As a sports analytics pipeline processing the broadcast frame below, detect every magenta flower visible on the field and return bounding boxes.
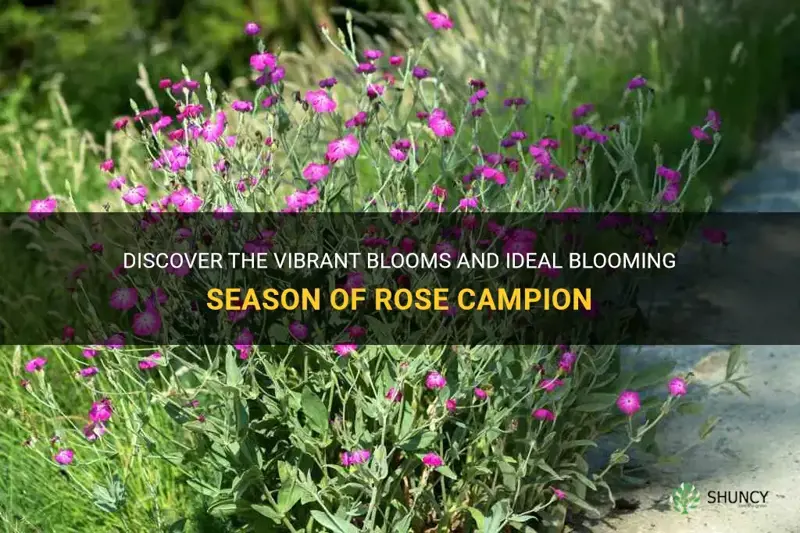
[509,130,528,142]
[244,22,261,35]
[105,333,125,349]
[268,66,285,84]
[54,449,74,465]
[24,357,47,373]
[213,204,235,220]
[474,387,488,400]
[428,110,455,138]
[668,377,688,397]
[572,103,594,118]
[558,351,577,373]
[690,126,711,142]
[434,242,459,263]
[341,448,371,467]
[166,257,190,277]
[333,344,357,357]
[503,97,527,107]
[458,197,478,210]
[355,62,377,74]
[302,162,330,184]
[338,452,351,467]
[421,452,444,467]
[342,271,364,291]
[386,387,403,402]
[445,398,457,413]
[132,308,161,336]
[175,227,192,242]
[151,115,172,133]
[89,398,113,423]
[425,12,453,30]
[306,89,337,113]
[503,238,534,256]
[529,144,552,166]
[200,111,227,142]
[231,100,254,113]
[326,134,360,162]
[284,188,319,211]
[122,185,148,205]
[389,146,407,162]
[234,328,254,353]
[479,166,507,185]
[532,408,555,421]
[364,49,383,60]
[62,325,76,341]
[412,66,430,79]
[109,287,138,311]
[82,421,106,441]
[350,449,370,464]
[389,55,404,66]
[262,95,279,108]
[616,390,641,416]
[79,367,99,378]
[175,193,204,213]
[156,145,190,171]
[250,52,277,72]
[289,321,308,341]
[108,175,126,190]
[627,76,647,90]
[82,348,97,359]
[28,197,57,220]
[393,138,412,151]
[661,182,680,203]
[347,325,366,339]
[705,109,721,131]
[540,378,564,392]
[539,137,560,150]
[345,111,368,128]
[656,165,681,183]
[366,84,384,99]
[425,371,447,390]
[552,487,566,500]
[138,351,162,370]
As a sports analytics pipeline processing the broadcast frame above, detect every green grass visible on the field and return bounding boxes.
[0,89,112,212]
[0,346,236,532]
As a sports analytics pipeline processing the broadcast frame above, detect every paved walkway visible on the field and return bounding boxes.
[579,114,800,533]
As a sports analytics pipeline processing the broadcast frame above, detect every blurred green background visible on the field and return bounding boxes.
[0,0,419,132]
[0,0,799,213]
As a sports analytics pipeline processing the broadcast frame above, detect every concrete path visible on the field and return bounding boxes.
[578,114,800,533]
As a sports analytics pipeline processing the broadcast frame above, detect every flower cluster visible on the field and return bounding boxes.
[15,8,724,532]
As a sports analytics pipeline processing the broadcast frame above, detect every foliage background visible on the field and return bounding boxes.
[0,0,415,133]
[1,0,798,213]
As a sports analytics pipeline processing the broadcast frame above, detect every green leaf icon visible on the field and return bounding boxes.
[670,482,701,514]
